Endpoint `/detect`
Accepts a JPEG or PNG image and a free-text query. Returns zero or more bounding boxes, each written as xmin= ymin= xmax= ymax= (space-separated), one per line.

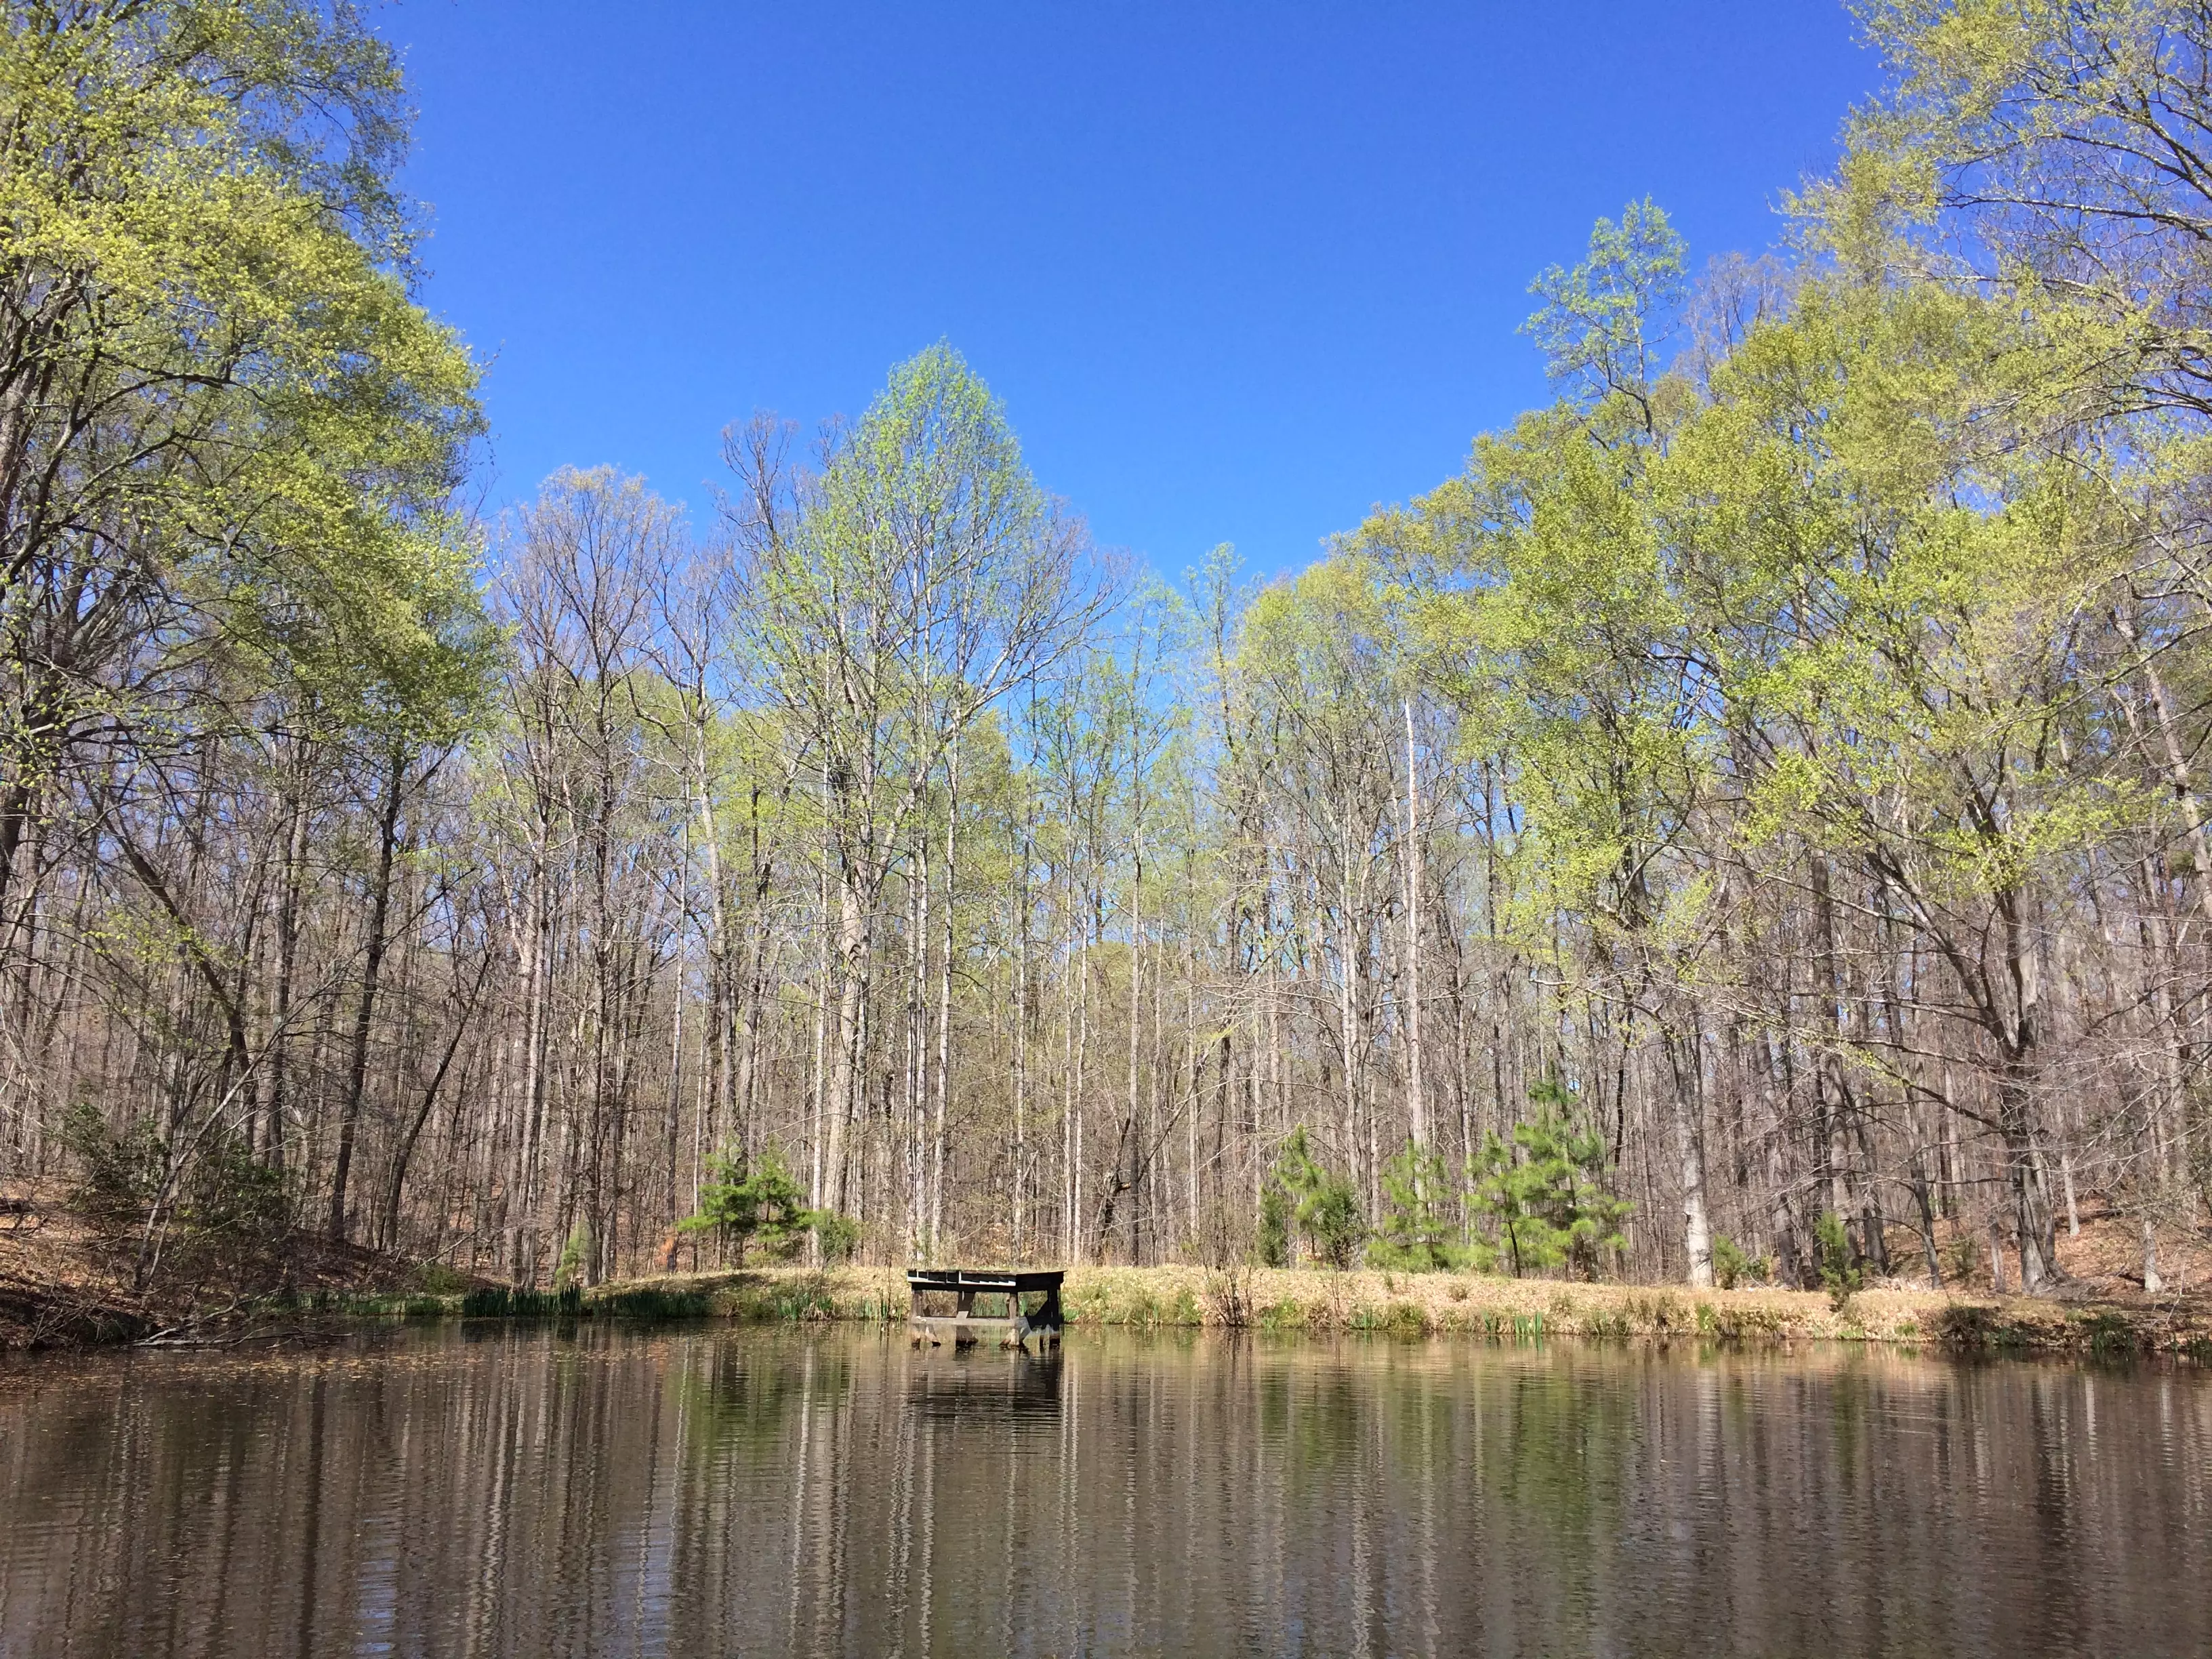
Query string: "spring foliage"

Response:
xmin=17 ymin=2 xmax=2212 ymax=1305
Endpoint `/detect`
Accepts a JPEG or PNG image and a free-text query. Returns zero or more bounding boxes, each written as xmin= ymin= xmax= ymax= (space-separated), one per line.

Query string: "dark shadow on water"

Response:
xmin=905 ymin=1345 xmax=1063 ymax=1424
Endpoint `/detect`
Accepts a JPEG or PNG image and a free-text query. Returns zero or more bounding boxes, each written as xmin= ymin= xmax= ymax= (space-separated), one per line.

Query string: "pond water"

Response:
xmin=0 ymin=1324 xmax=2207 ymax=1656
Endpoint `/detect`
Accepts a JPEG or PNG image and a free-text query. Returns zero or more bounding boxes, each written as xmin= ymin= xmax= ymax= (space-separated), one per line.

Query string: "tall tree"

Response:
xmin=733 ymin=346 xmax=1105 ymax=1224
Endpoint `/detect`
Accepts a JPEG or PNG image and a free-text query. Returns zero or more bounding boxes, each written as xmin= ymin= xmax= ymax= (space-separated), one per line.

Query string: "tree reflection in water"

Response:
xmin=1 ymin=1326 xmax=2207 ymax=1656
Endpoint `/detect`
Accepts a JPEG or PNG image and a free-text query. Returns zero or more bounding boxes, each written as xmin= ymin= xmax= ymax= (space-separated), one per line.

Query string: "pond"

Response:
xmin=1 ymin=1325 xmax=2207 ymax=1656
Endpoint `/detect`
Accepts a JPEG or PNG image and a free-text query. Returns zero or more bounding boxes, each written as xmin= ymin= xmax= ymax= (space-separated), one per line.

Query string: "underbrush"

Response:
xmin=62 ymin=1103 xmax=298 ymax=1301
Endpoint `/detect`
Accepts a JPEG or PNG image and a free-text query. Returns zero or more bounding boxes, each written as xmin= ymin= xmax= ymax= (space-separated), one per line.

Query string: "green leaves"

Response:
xmin=1523 ymin=197 xmax=1686 ymax=432
xmin=0 ymin=0 xmax=493 ymax=790
xmin=1369 ymin=1139 xmax=1460 ymax=1273
xmin=1814 ymin=1211 xmax=1864 ymax=1313
xmin=678 ymin=1149 xmax=848 ymax=1265
xmin=1389 ymin=195 xmax=2158 ymax=975
xmin=1466 ymin=1079 xmax=1631 ymax=1279
xmin=745 ymin=341 xmax=1093 ymax=865
xmin=1257 ymin=1126 xmax=1367 ymax=1270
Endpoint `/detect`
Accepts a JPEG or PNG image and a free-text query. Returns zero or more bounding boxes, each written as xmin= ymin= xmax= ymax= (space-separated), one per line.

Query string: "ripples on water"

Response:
xmin=1 ymin=1324 xmax=2206 ymax=1656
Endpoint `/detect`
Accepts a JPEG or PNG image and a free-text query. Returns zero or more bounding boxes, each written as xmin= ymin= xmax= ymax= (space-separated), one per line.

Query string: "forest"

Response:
xmin=5 ymin=0 xmax=2212 ymax=1303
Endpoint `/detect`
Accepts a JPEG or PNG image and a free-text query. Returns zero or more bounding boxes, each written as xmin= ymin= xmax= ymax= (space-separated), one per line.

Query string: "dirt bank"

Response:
xmin=0 ymin=1180 xmax=478 ymax=1351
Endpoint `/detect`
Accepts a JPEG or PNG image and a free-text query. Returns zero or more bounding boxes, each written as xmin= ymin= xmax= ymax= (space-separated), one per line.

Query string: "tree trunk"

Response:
xmin=821 ymin=861 xmax=871 ymax=1219
xmin=329 ymin=740 xmax=407 ymax=1244
xmin=929 ymin=742 xmax=960 ymax=1259
xmin=1403 ymin=699 xmax=1427 ymax=1151
xmin=1666 ymin=1025 xmax=1715 ymax=1288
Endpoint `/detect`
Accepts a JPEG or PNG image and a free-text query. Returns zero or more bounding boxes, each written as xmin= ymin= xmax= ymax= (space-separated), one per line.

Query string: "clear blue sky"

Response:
xmin=388 ymin=2 xmax=1878 ymax=580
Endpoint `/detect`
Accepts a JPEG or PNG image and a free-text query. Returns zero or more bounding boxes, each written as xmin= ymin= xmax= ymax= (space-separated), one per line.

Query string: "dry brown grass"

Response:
xmin=600 ymin=1257 xmax=2212 ymax=1357
xmin=12 ymin=1166 xmax=2207 ymax=1360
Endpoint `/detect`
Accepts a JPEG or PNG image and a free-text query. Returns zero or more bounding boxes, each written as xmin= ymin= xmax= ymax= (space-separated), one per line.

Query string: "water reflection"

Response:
xmin=905 ymin=1347 xmax=1063 ymax=1425
xmin=1 ymin=1327 xmax=2207 ymax=1656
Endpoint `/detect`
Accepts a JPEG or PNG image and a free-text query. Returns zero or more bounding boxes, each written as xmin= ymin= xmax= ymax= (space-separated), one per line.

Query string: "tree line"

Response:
xmin=5 ymin=0 xmax=2211 ymax=1298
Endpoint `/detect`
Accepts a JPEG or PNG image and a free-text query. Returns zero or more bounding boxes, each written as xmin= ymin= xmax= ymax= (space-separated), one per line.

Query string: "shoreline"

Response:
xmin=617 ymin=1263 xmax=2212 ymax=1357
xmin=10 ymin=1263 xmax=2194 ymax=1359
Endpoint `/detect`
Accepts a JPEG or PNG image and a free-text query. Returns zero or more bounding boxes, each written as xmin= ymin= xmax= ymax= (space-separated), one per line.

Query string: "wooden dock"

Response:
xmin=907 ymin=1267 xmax=1065 ymax=1350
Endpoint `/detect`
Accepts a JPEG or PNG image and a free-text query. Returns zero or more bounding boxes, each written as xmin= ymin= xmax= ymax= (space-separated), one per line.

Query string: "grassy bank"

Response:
xmin=7 ymin=1160 xmax=2205 ymax=1357
xmin=11 ymin=1263 xmax=2207 ymax=1356
xmin=569 ymin=1263 xmax=2212 ymax=1359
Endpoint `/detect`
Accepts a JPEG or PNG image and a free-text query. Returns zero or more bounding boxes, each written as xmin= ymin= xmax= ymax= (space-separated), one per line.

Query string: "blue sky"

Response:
xmin=389 ymin=2 xmax=1879 ymax=581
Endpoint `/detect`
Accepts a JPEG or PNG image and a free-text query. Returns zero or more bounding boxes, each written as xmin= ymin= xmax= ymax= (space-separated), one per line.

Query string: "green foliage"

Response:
xmin=1832 ymin=0 xmax=2212 ymax=392
xmin=592 ymin=1288 xmax=712 ymax=1320
xmin=1259 ymin=1126 xmax=1367 ymax=1269
xmin=1340 ymin=157 xmax=2173 ymax=1307
xmin=1815 ymin=1212 xmax=1864 ymax=1313
xmin=553 ymin=1227 xmax=590 ymax=1290
xmin=1711 ymin=1235 xmax=1764 ymax=1291
xmin=1466 ymin=1078 xmax=1631 ymax=1278
xmin=1255 ymin=1179 xmax=1294 ymax=1269
xmin=1522 ymin=196 xmax=1686 ymax=425
xmin=750 ymin=340 xmax=1071 ymax=855
xmin=678 ymin=1149 xmax=844 ymax=1265
xmin=0 ymin=0 xmax=494 ymax=752
xmin=811 ymin=1208 xmax=861 ymax=1266
xmin=462 ymin=1285 xmax=581 ymax=1319
xmin=717 ymin=1275 xmax=842 ymax=1323
xmin=337 ymin=1293 xmax=449 ymax=1318
xmin=1 ymin=3 xmax=493 ymax=1307
xmin=1368 ymin=1139 xmax=1460 ymax=1272
xmin=1303 ymin=1180 xmax=1368 ymax=1270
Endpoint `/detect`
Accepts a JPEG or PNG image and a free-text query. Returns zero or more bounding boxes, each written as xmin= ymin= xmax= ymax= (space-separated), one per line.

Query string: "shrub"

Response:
xmin=1625 ymin=1291 xmax=1683 ymax=1332
xmin=813 ymin=1209 xmax=861 ymax=1265
xmin=1255 ymin=1180 xmax=1294 ymax=1268
xmin=1305 ymin=1179 xmax=1368 ymax=1269
xmin=1368 ymin=1139 xmax=1460 ymax=1272
xmin=554 ymin=1228 xmax=590 ymax=1290
xmin=679 ymin=1147 xmax=855 ymax=1265
xmin=1709 ymin=1303 xmax=1784 ymax=1340
xmin=1261 ymin=1126 xmax=1367 ymax=1269
xmin=2073 ymin=1310 xmax=2140 ymax=1358
xmin=1380 ymin=1301 xmax=1431 ymax=1338
xmin=1815 ymin=1212 xmax=1862 ymax=1314
xmin=1111 ymin=1282 xmax=1163 ymax=1326
xmin=718 ymin=1275 xmax=838 ymax=1322
xmin=1466 ymin=1078 xmax=1631 ymax=1278
xmin=62 ymin=1101 xmax=296 ymax=1292
xmin=1202 ymin=1264 xmax=1254 ymax=1326
xmin=1712 ymin=1235 xmax=1745 ymax=1289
